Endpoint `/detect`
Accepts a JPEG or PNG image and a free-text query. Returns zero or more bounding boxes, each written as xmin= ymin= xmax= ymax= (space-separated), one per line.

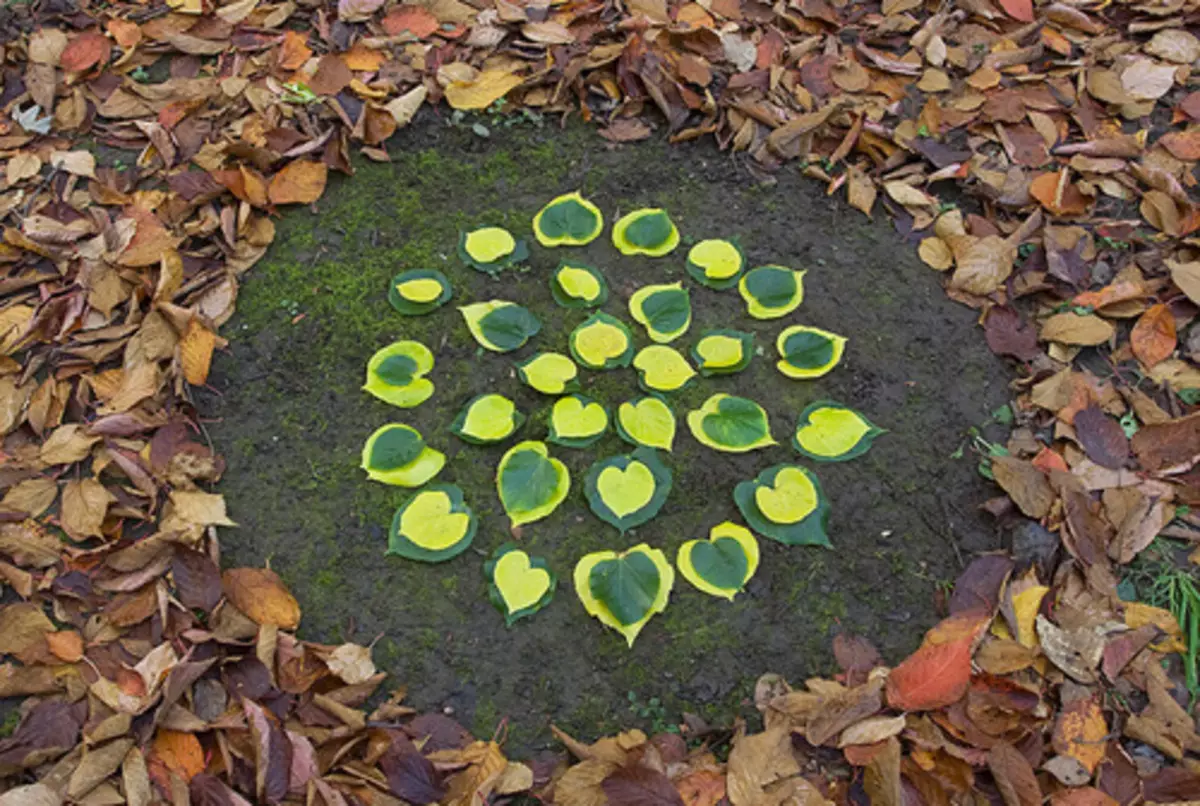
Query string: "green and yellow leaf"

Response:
xmin=792 ymin=401 xmax=883 ymax=462
xmin=611 ymin=208 xmax=680 ymax=257
xmin=583 ymin=447 xmax=672 ymax=533
xmin=776 ymin=325 xmax=846 ymax=379
xmin=485 ymin=543 xmax=556 ymax=626
xmin=616 ymin=396 xmax=676 ymax=452
xmin=363 ymin=340 xmax=435 ymax=408
xmin=450 ymin=393 xmax=523 ymax=444
xmin=569 ymin=311 xmax=634 ymax=369
xmin=387 ymin=483 xmax=477 ymax=562
xmin=458 ymin=226 xmax=529 ymax=275
xmin=633 ymin=345 xmax=696 ymax=392
xmin=459 ymin=300 xmax=542 ymax=353
xmin=629 ymin=282 xmax=691 ymax=343
xmin=550 ymin=263 xmax=609 ymax=308
xmin=686 ymin=239 xmax=746 ymax=289
xmin=734 ymin=464 xmax=831 ymax=547
xmin=686 ymin=394 xmax=776 ymax=453
xmin=574 ymin=543 xmax=674 ymax=647
xmin=516 ymin=352 xmax=578 ymax=395
xmin=677 ymin=522 xmax=759 ymax=600
xmin=547 ymin=394 xmax=609 ymax=449
xmin=361 ymin=423 xmax=445 ymax=487
xmin=691 ymin=329 xmax=753 ymax=376
xmin=388 ymin=269 xmax=452 ymax=315
xmin=533 ymin=192 xmax=604 ymax=247
xmin=496 ymin=440 xmax=570 ymax=526
xmin=738 ymin=265 xmax=806 ymax=319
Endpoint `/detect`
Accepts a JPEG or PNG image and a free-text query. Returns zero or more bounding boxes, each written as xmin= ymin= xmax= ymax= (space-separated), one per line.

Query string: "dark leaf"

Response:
xmin=381 ymin=751 xmax=445 ymax=805
xmin=602 ymin=764 xmax=685 ymax=806
xmin=949 ymin=554 xmax=1013 ymax=616
xmin=172 ymin=548 xmax=223 ymax=612
xmin=984 ymin=307 xmax=1040 ymax=361
xmin=1073 ymin=406 xmax=1129 ymax=469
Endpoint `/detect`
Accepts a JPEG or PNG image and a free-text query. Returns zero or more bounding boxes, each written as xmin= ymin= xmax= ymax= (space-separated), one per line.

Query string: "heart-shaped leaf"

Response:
xmin=548 ymin=394 xmax=609 ymax=448
xmin=574 ymin=543 xmax=674 ymax=646
xmin=485 ymin=543 xmax=556 ymax=625
xmin=612 ymin=208 xmax=679 ymax=257
xmin=361 ymin=424 xmax=445 ymax=487
xmin=776 ymin=325 xmax=846 ymax=379
xmin=633 ymin=345 xmax=696 ymax=393
xmin=691 ymin=329 xmax=753 ymax=376
xmin=584 ymin=447 xmax=672 ymax=532
xmin=793 ymin=401 xmax=883 ymax=461
xmin=363 ymin=340 xmax=434 ymax=408
xmin=388 ymin=269 xmax=452 ymax=315
xmin=387 ymin=483 xmax=476 ymax=562
xmin=496 ymin=440 xmax=570 ymax=526
xmin=617 ymin=396 xmax=676 ymax=452
xmin=629 ymin=282 xmax=691 ymax=343
xmin=569 ymin=311 xmax=634 ymax=369
xmin=687 ymin=394 xmax=776 ymax=453
xmin=516 ymin=352 xmax=578 ymax=395
xmin=738 ymin=265 xmax=805 ymax=319
xmin=550 ymin=263 xmax=609 ymax=308
xmin=459 ymin=301 xmax=542 ymax=353
xmin=686 ymin=238 xmax=746 ymax=289
xmin=734 ymin=464 xmax=831 ymax=547
xmin=457 ymin=226 xmax=529 ymax=275
xmin=450 ymin=394 xmax=523 ymax=445
xmin=677 ymin=522 xmax=759 ymax=600
xmin=533 ymin=192 xmax=603 ymax=247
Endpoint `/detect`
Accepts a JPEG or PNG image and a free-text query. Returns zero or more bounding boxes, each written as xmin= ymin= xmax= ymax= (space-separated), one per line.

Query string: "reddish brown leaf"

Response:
xmin=997 ymin=0 xmax=1033 ymax=22
xmin=603 ymin=764 xmax=685 ymax=806
xmin=886 ymin=621 xmax=979 ymax=711
xmin=60 ymin=31 xmax=111 ymax=72
xmin=1130 ymin=303 xmax=1176 ymax=368
xmin=1131 ymin=411 xmax=1200 ymax=472
xmin=381 ymin=5 xmax=440 ymax=37
xmin=988 ymin=742 xmax=1041 ymax=806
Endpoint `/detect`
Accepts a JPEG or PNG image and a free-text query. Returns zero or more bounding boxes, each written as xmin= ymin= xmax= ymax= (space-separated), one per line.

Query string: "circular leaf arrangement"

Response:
xmin=357 ymin=191 xmax=886 ymax=646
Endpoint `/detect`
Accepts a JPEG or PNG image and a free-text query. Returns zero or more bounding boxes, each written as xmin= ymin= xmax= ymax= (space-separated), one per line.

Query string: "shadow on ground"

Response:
xmin=198 ymin=116 xmax=1009 ymax=751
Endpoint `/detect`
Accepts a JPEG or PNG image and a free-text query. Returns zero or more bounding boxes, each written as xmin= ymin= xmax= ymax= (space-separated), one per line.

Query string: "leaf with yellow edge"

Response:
xmin=776 ymin=325 xmax=846 ymax=379
xmin=533 ymin=192 xmax=603 ymax=247
xmin=686 ymin=239 xmax=746 ymax=289
xmin=738 ymin=266 xmax=805 ymax=319
xmin=361 ymin=423 xmax=445 ymax=487
xmin=458 ymin=226 xmax=529 ymax=275
xmin=612 ymin=208 xmax=679 ymax=257
xmin=459 ymin=300 xmax=541 ymax=352
xmin=444 ymin=68 xmax=524 ymax=111
xmin=548 ymin=394 xmax=609 ymax=449
xmin=734 ymin=464 xmax=830 ymax=547
xmin=363 ymin=340 xmax=434 ymax=408
xmin=387 ymin=483 xmax=476 ymax=562
xmin=450 ymin=394 xmax=523 ymax=445
xmin=569 ymin=311 xmax=633 ymax=369
xmin=389 ymin=269 xmax=452 ymax=315
xmin=629 ymin=282 xmax=691 ymax=343
xmin=574 ymin=543 xmax=674 ymax=646
xmin=677 ymin=522 xmax=759 ymax=600
xmin=496 ymin=440 xmax=570 ymax=526
xmin=550 ymin=263 xmax=609 ymax=308
xmin=584 ymin=447 xmax=672 ymax=532
xmin=691 ymin=329 xmax=753 ymax=376
xmin=633 ymin=345 xmax=696 ymax=393
xmin=485 ymin=543 xmax=555 ymax=625
xmin=792 ymin=401 xmax=883 ymax=462
xmin=516 ymin=352 xmax=578 ymax=395
xmin=617 ymin=396 xmax=676 ymax=452
xmin=687 ymin=394 xmax=775 ymax=453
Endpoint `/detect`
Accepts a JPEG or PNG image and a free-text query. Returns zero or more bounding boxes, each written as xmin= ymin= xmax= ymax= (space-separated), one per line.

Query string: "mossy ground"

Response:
xmin=199 ymin=115 xmax=1008 ymax=752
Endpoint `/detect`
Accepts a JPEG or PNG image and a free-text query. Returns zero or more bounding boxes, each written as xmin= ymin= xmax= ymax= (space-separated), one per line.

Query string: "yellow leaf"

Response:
xmin=917 ymin=237 xmax=953 ymax=271
xmin=444 ymin=68 xmax=523 ymax=110
xmin=180 ymin=319 xmax=216 ymax=386
xmin=1010 ymin=585 xmax=1048 ymax=648
xmin=1124 ymin=601 xmax=1186 ymax=653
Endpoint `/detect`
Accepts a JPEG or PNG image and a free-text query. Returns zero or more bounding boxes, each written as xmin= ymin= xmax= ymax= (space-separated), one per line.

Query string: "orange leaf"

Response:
xmin=106 ymin=19 xmax=142 ymax=49
xmin=277 ymin=30 xmax=313 ymax=71
xmin=1130 ymin=303 xmax=1176 ymax=368
xmin=1031 ymin=446 xmax=1069 ymax=474
xmin=222 ymin=567 xmax=301 ymax=628
xmin=1051 ymin=698 xmax=1107 ymax=773
xmin=676 ymin=769 xmax=725 ymax=806
xmin=45 ymin=630 xmax=84 ymax=662
xmin=343 ymin=41 xmax=385 ymax=71
xmin=1158 ymin=129 xmax=1200 ymax=161
xmin=997 ymin=0 xmax=1032 ymax=21
xmin=1029 ymin=170 xmax=1090 ymax=217
xmin=180 ymin=319 xmax=216 ymax=386
xmin=381 ymin=5 xmax=440 ymax=37
xmin=268 ymin=160 xmax=328 ymax=206
xmin=886 ymin=615 xmax=986 ymax=711
xmin=60 ymin=31 xmax=111 ymax=72
xmin=1071 ymin=280 xmax=1145 ymax=310
xmin=152 ymin=729 xmax=206 ymax=782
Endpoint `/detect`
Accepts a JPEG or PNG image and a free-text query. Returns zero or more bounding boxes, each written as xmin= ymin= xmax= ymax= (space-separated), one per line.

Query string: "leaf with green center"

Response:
xmin=734 ymin=464 xmax=831 ymax=547
xmin=450 ymin=393 xmax=523 ymax=444
xmin=686 ymin=394 xmax=776 ymax=453
xmin=629 ymin=282 xmax=691 ymax=343
xmin=550 ymin=263 xmax=609 ymax=309
xmin=496 ymin=440 xmax=570 ymax=526
xmin=612 ymin=208 xmax=680 ymax=257
xmin=533 ymin=191 xmax=604 ymax=247
xmin=485 ymin=543 xmax=556 ymax=626
xmin=457 ymin=226 xmax=529 ymax=275
xmin=792 ymin=401 xmax=884 ymax=462
xmin=516 ymin=352 xmax=578 ymax=395
xmin=776 ymin=325 xmax=847 ymax=379
xmin=691 ymin=329 xmax=753 ymax=376
xmin=569 ymin=311 xmax=634 ymax=369
xmin=361 ymin=424 xmax=445 ymax=487
xmin=548 ymin=394 xmax=609 ymax=448
xmin=459 ymin=301 xmax=542 ymax=353
xmin=387 ymin=483 xmax=476 ymax=562
xmin=363 ymin=341 xmax=434 ymax=408
xmin=617 ymin=396 xmax=676 ymax=452
xmin=584 ymin=447 xmax=672 ymax=533
xmin=686 ymin=239 xmax=746 ymax=289
xmin=633 ymin=345 xmax=696 ymax=392
xmin=738 ymin=265 xmax=806 ymax=319
xmin=574 ymin=543 xmax=674 ymax=646
xmin=388 ymin=269 xmax=452 ymax=315
xmin=677 ymin=522 xmax=759 ymax=600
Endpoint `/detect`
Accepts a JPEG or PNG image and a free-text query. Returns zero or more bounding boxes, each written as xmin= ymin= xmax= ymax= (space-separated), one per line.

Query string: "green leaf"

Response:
xmin=516 ymin=352 xmax=578 ymax=395
xmin=686 ymin=394 xmax=776 ymax=453
xmin=533 ymin=192 xmax=603 ymax=246
xmin=548 ymin=394 xmax=609 ymax=448
xmin=686 ymin=239 xmax=746 ymax=289
xmin=569 ymin=311 xmax=634 ymax=369
xmin=738 ymin=265 xmax=805 ymax=319
xmin=676 ymin=522 xmax=759 ymax=600
xmin=611 ymin=208 xmax=680 ymax=257
xmin=361 ymin=424 xmax=445 ymax=487
xmin=485 ymin=543 xmax=556 ymax=626
xmin=733 ymin=464 xmax=831 ymax=547
xmin=583 ymin=447 xmax=672 ymax=533
xmin=387 ymin=483 xmax=477 ymax=562
xmin=550 ymin=263 xmax=609 ymax=308
xmin=792 ymin=401 xmax=884 ymax=462
xmin=363 ymin=341 xmax=434 ymax=408
xmin=450 ymin=393 xmax=523 ymax=444
xmin=459 ymin=301 xmax=542 ymax=352
xmin=633 ymin=345 xmax=696 ymax=392
xmin=388 ymin=269 xmax=452 ymax=315
xmin=457 ymin=226 xmax=529 ymax=275
xmin=496 ymin=440 xmax=570 ymax=526
xmin=574 ymin=543 xmax=674 ymax=646
xmin=776 ymin=325 xmax=846 ymax=379
xmin=691 ymin=329 xmax=753 ymax=376
xmin=616 ymin=396 xmax=676 ymax=452
xmin=629 ymin=282 xmax=691 ymax=343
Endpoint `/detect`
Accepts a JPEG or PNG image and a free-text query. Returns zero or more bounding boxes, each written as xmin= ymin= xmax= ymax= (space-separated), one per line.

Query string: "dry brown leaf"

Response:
xmin=222 ymin=568 xmax=301 ymax=629
xmin=1040 ymin=313 xmax=1115 ymax=346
